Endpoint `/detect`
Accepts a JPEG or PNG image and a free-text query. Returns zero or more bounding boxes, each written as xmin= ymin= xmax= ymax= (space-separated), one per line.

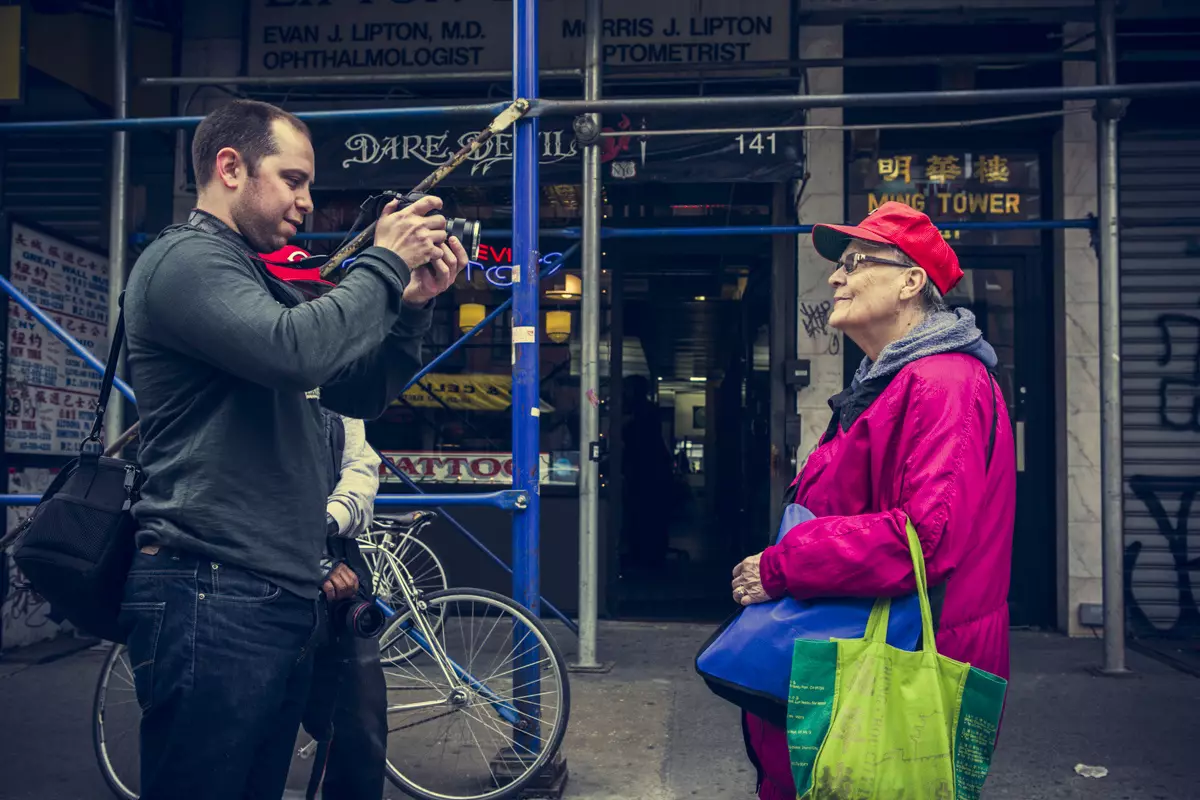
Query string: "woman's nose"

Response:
xmin=828 ymin=268 xmax=845 ymax=288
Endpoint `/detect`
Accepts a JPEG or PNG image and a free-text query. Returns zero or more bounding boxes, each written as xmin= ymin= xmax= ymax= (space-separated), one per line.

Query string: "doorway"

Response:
xmin=841 ymin=250 xmax=1056 ymax=628
xmin=604 ymin=184 xmax=777 ymax=621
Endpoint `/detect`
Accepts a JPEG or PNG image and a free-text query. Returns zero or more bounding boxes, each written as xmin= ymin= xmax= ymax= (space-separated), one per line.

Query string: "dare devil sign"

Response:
xmin=312 ymin=110 xmax=805 ymax=188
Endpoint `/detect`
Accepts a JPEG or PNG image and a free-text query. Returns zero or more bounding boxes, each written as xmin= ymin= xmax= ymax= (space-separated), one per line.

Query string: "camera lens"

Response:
xmin=447 ymin=217 xmax=482 ymax=261
xmin=342 ymin=600 xmax=387 ymax=639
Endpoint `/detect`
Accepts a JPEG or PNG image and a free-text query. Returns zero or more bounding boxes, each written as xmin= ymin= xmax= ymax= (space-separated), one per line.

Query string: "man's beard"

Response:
xmin=230 ymin=178 xmax=286 ymax=253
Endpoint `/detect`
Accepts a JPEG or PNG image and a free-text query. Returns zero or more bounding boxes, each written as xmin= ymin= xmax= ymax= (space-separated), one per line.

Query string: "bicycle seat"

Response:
xmin=373 ymin=510 xmax=436 ymax=529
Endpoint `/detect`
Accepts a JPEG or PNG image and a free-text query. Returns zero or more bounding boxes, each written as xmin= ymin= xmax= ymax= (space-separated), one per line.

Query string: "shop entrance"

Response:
xmin=841 ymin=249 xmax=1056 ymax=628
xmin=604 ymin=184 xmax=778 ymax=621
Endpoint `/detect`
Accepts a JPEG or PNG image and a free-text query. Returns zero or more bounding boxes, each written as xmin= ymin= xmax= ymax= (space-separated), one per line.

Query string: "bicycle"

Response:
xmin=93 ymin=510 xmax=571 ymax=800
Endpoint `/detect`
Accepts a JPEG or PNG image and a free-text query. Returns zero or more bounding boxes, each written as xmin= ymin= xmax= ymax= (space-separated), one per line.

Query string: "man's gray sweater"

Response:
xmin=124 ymin=210 xmax=431 ymax=599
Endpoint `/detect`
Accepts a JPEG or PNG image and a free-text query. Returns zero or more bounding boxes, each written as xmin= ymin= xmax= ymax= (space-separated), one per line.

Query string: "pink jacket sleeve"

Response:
xmin=759 ymin=368 xmax=992 ymax=600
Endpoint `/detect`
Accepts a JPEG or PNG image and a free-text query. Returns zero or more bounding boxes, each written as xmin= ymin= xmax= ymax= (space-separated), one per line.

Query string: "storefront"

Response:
xmin=296 ymin=104 xmax=805 ymax=617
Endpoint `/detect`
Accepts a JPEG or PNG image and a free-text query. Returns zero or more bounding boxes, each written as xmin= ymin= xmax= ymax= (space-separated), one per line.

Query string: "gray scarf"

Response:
xmin=850 ymin=307 xmax=997 ymax=393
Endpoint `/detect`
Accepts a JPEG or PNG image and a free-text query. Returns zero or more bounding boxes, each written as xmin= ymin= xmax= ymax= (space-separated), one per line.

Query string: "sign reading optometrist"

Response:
xmin=247 ymin=0 xmax=790 ymax=77
xmin=848 ymin=151 xmax=1042 ymax=246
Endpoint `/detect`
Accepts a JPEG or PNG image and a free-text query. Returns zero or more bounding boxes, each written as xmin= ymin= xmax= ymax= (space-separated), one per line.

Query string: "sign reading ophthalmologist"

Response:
xmin=247 ymin=0 xmax=791 ymax=77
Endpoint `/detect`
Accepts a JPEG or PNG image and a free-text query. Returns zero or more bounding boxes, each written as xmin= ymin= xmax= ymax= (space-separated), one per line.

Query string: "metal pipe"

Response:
xmin=597 ymin=109 xmax=1085 ymax=138
xmin=511 ymin=0 xmax=543 ymax=755
xmin=375 ymin=449 xmax=579 ymax=635
xmin=0 ymin=491 xmax=526 ymax=509
xmin=140 ymin=69 xmax=581 ymax=88
xmin=1096 ymin=0 xmax=1129 ymax=676
xmin=575 ymin=0 xmax=603 ymax=671
xmin=376 ymin=491 xmax=528 ymax=511
xmin=0 ymin=276 xmax=136 ymax=403
xmin=533 ymin=80 xmax=1200 ymax=116
xmin=106 ymin=0 xmax=131 ymax=450
xmin=12 ymin=80 xmax=1200 ymax=137
xmin=0 ymin=102 xmax=511 ymax=134
xmin=245 ymin=219 xmax=1096 ymax=247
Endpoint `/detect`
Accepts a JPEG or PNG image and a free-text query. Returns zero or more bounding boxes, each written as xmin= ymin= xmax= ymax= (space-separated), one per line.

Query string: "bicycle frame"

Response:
xmin=369 ymin=536 xmax=522 ymax=727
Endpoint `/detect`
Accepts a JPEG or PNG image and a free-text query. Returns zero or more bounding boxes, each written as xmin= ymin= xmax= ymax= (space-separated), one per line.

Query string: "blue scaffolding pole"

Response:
xmin=510 ymin=0 xmax=545 ymax=763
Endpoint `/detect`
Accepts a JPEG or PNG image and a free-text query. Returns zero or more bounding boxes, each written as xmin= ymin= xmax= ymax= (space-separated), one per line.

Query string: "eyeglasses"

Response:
xmin=834 ymin=252 xmax=913 ymax=275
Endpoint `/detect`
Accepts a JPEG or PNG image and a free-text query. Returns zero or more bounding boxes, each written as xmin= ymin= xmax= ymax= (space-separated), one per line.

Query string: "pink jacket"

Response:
xmin=744 ymin=353 xmax=1016 ymax=800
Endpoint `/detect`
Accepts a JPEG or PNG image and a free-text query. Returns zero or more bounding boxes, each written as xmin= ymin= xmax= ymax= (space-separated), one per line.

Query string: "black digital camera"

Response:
xmin=384 ymin=190 xmax=482 ymax=262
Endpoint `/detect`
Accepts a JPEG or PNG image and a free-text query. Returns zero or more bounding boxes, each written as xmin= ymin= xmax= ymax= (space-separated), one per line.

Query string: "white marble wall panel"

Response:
xmin=1057 ymin=23 xmax=1104 ymax=636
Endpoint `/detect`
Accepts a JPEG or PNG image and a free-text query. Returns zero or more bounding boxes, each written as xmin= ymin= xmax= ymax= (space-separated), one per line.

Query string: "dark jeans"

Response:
xmin=302 ymin=630 xmax=389 ymax=800
xmin=119 ymin=548 xmax=320 ymax=800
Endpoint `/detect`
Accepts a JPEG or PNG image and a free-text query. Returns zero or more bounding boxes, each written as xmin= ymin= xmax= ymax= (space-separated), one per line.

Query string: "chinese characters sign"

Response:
xmin=4 ymin=223 xmax=110 ymax=455
xmin=850 ymin=151 xmax=1041 ymax=245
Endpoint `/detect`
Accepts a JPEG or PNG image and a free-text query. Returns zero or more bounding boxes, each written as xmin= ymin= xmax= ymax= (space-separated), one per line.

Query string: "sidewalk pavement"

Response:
xmin=0 ymin=622 xmax=1196 ymax=799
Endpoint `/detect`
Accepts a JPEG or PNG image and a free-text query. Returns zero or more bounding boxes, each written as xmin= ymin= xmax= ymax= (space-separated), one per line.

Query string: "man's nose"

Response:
xmin=828 ymin=268 xmax=845 ymax=288
xmin=296 ymin=191 xmax=314 ymax=215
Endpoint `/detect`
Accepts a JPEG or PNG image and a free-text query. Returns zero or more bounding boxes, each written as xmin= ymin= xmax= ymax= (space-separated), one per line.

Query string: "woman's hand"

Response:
xmin=732 ymin=553 xmax=772 ymax=606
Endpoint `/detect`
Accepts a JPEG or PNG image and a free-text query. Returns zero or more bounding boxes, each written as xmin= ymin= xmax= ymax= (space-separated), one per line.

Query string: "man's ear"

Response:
xmin=214 ymin=147 xmax=243 ymax=190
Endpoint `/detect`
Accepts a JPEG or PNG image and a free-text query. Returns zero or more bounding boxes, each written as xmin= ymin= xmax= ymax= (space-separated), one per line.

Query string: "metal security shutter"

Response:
xmin=1120 ymin=127 xmax=1200 ymax=640
xmin=2 ymin=134 xmax=110 ymax=247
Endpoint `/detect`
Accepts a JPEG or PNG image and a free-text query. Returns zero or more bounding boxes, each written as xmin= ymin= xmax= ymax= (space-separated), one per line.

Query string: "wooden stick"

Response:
xmin=319 ymin=99 xmax=530 ymax=279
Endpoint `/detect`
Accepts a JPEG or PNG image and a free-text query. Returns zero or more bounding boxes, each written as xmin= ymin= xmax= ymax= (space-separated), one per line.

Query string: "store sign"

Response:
xmin=848 ymin=151 xmax=1041 ymax=245
xmin=379 ymin=451 xmax=579 ymax=485
xmin=397 ymin=372 xmax=556 ymax=413
xmin=247 ymin=0 xmax=790 ymax=77
xmin=314 ymin=110 xmax=804 ymax=188
xmin=3 ymin=222 xmax=110 ymax=455
xmin=467 ymin=247 xmax=564 ymax=289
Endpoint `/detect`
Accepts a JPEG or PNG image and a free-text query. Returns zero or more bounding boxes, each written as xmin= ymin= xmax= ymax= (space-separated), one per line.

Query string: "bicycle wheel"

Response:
xmin=379 ymin=588 xmax=571 ymax=800
xmin=93 ymin=642 xmax=140 ymax=800
xmin=367 ymin=533 xmax=449 ymax=664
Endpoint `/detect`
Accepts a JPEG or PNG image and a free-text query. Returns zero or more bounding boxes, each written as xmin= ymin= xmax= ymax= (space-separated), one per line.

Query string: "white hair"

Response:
xmin=858 ymin=242 xmax=947 ymax=314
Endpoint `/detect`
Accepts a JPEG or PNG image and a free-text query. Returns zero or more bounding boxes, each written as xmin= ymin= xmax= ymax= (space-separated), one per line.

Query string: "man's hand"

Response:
xmin=402 ymin=235 xmax=468 ymax=308
xmin=322 ymin=562 xmax=359 ymax=603
xmin=732 ymin=553 xmax=772 ymax=606
xmin=373 ymin=194 xmax=449 ymax=272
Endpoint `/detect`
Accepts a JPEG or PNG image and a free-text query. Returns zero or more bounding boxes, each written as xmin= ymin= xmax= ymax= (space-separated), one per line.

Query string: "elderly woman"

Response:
xmin=730 ymin=202 xmax=1017 ymax=800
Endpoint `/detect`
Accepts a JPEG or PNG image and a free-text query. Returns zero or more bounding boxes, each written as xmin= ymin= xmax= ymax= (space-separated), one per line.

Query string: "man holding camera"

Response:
xmin=120 ymin=99 xmax=465 ymax=799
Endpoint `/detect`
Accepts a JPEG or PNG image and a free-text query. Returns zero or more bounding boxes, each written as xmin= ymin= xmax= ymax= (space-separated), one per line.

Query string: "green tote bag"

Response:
xmin=786 ymin=519 xmax=1008 ymax=800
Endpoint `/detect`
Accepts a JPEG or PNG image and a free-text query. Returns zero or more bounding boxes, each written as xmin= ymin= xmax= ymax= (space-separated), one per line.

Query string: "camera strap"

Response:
xmin=331 ymin=191 xmax=401 ymax=257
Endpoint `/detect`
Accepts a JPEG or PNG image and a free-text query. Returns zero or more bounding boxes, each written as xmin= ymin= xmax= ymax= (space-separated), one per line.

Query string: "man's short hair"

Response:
xmin=191 ymin=99 xmax=311 ymax=187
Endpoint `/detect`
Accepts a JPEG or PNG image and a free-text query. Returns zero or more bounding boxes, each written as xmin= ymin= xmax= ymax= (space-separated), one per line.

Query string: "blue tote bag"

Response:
xmin=694 ymin=504 xmax=924 ymax=728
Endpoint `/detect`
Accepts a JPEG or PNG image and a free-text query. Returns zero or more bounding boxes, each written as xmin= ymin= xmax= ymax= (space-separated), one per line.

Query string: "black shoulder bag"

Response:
xmin=8 ymin=294 xmax=144 ymax=643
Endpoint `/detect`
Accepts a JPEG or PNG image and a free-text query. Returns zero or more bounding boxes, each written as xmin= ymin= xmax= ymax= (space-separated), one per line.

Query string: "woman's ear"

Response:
xmin=898 ymin=267 xmax=926 ymax=301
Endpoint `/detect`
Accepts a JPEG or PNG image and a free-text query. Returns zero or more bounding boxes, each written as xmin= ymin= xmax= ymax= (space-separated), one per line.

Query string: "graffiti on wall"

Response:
xmin=799 ymin=299 xmax=840 ymax=356
xmin=1125 ymin=310 xmax=1200 ymax=636
xmin=1156 ymin=310 xmax=1200 ymax=431
xmin=1125 ymin=475 xmax=1200 ymax=637
xmin=1 ymin=467 xmax=67 ymax=650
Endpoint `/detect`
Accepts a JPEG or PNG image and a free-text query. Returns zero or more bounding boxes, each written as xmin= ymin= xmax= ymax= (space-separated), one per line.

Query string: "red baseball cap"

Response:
xmin=812 ymin=201 xmax=963 ymax=295
xmin=258 ymin=245 xmax=335 ymax=288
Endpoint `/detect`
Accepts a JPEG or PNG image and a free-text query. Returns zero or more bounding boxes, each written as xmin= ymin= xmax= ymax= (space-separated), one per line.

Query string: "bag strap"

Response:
xmin=83 ymin=291 xmax=126 ymax=453
xmin=865 ymin=519 xmax=937 ymax=653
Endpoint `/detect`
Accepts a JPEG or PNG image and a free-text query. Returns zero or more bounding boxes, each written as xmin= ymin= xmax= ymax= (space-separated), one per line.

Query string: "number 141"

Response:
xmin=735 ymin=133 xmax=777 ymax=155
